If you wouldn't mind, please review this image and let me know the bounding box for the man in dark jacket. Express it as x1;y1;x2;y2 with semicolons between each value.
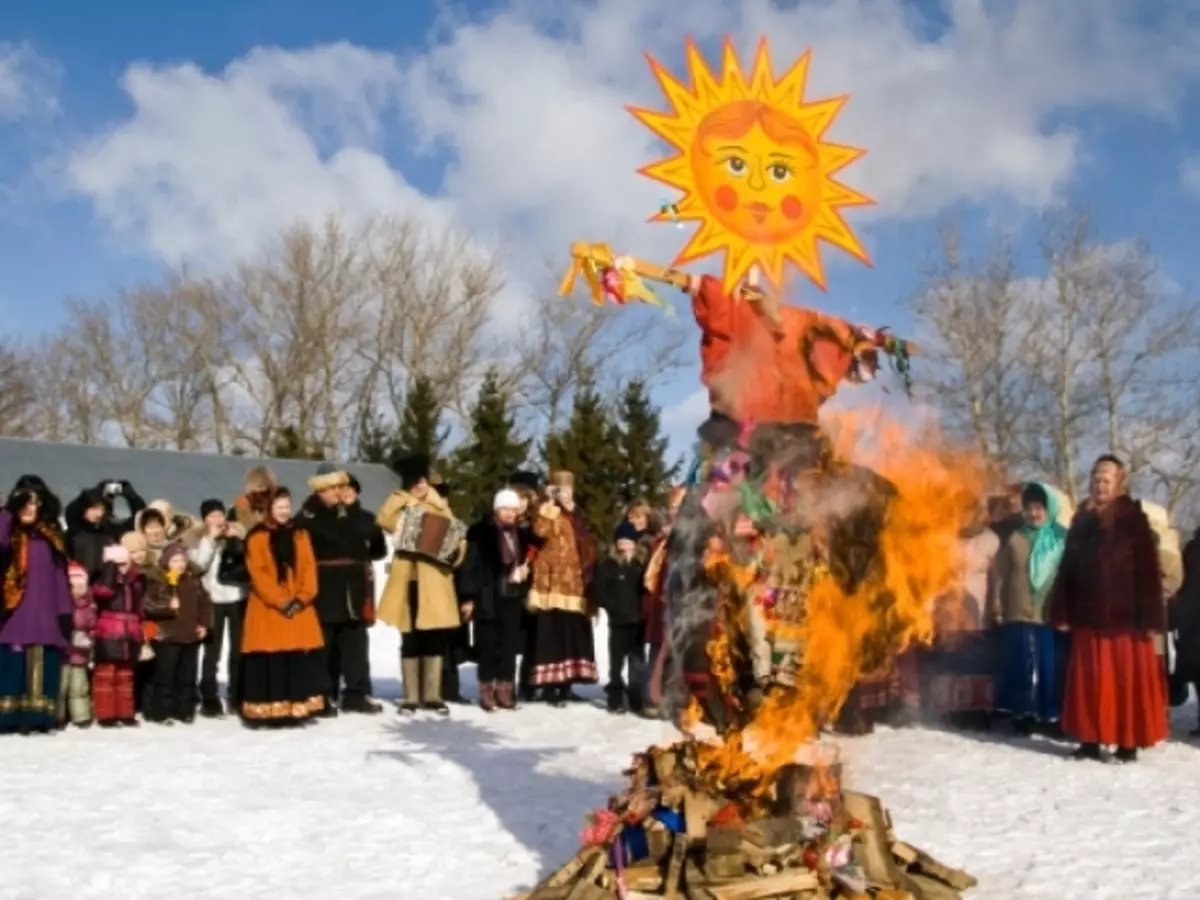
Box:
65;480;147;582
296;463;388;715
590;520;648;714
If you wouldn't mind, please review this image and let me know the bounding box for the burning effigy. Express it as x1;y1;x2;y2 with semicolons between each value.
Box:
519;37;983;899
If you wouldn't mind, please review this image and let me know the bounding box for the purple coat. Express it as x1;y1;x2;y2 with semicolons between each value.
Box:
0;511;72;649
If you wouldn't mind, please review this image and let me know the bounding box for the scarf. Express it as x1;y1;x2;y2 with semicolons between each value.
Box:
1020;482;1067;600
4;520;66;613
267;522;296;583
498;524;519;567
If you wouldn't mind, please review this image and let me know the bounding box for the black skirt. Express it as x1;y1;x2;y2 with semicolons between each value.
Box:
530;610;597;687
240;650;325;721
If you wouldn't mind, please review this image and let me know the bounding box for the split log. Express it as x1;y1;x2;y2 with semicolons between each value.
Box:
891;842;976;891
841;792;904;890
623;863;663;892
531;846;603;894
706;826;745;855
705;871;820;899
564;878;614;900
903;873;963;900
664;835;689;900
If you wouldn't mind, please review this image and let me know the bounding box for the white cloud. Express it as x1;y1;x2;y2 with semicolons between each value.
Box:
0;41;59;120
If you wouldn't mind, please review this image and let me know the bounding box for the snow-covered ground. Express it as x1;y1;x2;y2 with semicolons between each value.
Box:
4;621;1200;900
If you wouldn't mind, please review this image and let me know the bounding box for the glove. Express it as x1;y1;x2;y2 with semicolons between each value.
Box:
58;614;73;641
282;600;304;618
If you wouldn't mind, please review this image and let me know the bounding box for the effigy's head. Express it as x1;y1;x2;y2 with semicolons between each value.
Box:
630;37;873;294
663;409;985;802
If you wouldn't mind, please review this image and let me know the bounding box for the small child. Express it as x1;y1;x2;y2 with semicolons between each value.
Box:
59;562;97;728
590;521;648;715
92;544;146;728
143;542;212;725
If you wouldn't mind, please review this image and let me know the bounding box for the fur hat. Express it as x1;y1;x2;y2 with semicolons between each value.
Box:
395;454;431;491
510;470;541;491
309;461;349;494
549;470;574;488
493;489;521;512
243;465;276;496
120;531;148;554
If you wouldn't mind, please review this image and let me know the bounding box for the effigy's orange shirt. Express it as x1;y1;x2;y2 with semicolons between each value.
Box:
692;275;857;425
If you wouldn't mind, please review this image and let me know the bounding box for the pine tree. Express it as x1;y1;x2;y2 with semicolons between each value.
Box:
614;378;680;508
450;368;531;521
543;376;624;539
397;374;448;465
355;410;397;464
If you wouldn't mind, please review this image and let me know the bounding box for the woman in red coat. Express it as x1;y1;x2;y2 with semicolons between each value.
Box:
1049;455;1166;763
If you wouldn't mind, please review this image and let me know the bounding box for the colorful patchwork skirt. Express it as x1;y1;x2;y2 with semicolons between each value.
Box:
240;650;325;723
0;644;63;733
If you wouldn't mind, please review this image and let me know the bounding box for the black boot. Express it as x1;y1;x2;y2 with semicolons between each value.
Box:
1113;746;1138;764
341;694;383;715
315;699;339;719
200;698;226;719
1070;742;1102;761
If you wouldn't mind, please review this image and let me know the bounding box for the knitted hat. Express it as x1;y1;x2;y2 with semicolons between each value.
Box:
200;499;225;519
493;489;521;512
67;561;88;586
309;461;349;493
159;542;188;570
614;520;640;543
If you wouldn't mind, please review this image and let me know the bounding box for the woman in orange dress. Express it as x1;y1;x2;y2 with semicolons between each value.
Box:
1049;455;1166;762
239;486;325;727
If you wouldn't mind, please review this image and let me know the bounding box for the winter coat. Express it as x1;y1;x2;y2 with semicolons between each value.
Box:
456;518;539;622
144;569;213;644
1048;496;1163;633
590;553;647;627
376;488;464;634
987;529;1056;626
642;535;670;646
91;565;146;664
294;494;387;624
242;523;322;654
0;511;72;649
528;501;595;615
66;519;116;584
67;590;97;667
1172;532;1200;678
64;481;145;553
179;522;249;605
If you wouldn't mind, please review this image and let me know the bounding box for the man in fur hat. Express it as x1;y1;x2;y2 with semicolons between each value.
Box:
296;462;388;715
376;453;468;716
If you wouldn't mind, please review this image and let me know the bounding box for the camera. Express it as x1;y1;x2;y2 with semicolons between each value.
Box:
104;481;123;496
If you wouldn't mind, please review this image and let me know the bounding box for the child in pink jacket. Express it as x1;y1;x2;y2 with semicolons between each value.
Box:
59;562;98;727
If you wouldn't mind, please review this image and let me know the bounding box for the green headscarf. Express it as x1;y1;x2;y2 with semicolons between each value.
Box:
1019;482;1067;602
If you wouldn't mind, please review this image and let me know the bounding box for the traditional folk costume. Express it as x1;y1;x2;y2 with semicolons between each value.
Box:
1050;494;1167;760
240;499;325;726
457;490;540;711
988;484;1070;727
297;464;388;715
91;551;146;727
0;488;72;734
59;562;97;727
376;454;467;716
143;543;213;724
431;473;471;705
528;471;598;703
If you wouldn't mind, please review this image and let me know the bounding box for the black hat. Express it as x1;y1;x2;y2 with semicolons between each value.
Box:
395;453;431;490
614;520;640;543
200;499;226;519
510;470;541;491
346;475;361;494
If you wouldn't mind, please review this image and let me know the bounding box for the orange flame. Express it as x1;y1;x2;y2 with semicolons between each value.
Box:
688;405;985;794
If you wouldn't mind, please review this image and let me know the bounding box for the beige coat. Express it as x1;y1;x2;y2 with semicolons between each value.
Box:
375;488;465;634
987;530;1052;626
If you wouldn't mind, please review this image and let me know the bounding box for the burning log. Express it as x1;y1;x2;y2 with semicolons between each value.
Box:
509;743;974;900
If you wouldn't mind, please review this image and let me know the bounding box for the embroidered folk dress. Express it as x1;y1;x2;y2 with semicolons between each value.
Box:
0;510;72;732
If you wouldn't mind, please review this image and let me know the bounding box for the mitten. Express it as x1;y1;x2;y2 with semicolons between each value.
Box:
282;600;304;618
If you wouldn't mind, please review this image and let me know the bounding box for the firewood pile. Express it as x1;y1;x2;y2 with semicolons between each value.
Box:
509;742;975;900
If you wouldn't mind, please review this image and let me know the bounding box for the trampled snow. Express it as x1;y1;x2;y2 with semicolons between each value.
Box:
3;619;1200;900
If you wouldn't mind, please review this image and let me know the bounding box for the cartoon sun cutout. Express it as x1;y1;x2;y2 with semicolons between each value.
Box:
629;37;874;294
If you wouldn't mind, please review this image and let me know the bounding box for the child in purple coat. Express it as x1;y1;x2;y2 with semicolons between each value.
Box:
59;562;97;727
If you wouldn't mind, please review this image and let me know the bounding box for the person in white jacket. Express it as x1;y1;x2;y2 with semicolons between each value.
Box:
181;500;249;718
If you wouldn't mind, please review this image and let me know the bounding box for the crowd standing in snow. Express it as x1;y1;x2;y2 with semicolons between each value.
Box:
0;453;1197;765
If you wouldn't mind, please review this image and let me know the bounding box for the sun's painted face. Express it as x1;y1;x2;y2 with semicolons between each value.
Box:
629;38;873;293
692;104;822;247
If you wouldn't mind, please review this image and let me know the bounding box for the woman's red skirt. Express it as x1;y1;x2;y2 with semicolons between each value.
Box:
1062;626;1167;749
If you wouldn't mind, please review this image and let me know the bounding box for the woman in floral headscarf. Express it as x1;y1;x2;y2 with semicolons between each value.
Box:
988;483;1069;733
0;477;72;734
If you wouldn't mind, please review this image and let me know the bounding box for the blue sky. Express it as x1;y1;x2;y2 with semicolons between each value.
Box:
1;0;1198;447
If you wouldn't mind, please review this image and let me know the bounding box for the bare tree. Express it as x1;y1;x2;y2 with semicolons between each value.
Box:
0;338;34;437
27;334;104;444
909;222;1038;479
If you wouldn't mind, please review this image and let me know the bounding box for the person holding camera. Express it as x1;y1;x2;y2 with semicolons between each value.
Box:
65;479;146;582
239;486;326;727
180;500;249;718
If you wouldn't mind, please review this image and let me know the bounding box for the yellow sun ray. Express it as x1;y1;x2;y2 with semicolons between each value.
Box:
631;37;874;294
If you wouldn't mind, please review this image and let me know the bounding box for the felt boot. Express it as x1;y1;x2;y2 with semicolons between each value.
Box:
398;658;421;715
420;656;449;717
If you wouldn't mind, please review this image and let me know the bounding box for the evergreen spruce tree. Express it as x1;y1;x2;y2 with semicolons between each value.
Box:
397;374;448;466
614;378;680;508
450;368;531;521
355;410;396;464
543;376;624;539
